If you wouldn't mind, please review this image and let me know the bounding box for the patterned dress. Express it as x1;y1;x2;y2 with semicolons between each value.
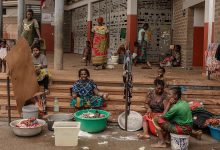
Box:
21;18;39;46
92;25;109;66
70;79;104;108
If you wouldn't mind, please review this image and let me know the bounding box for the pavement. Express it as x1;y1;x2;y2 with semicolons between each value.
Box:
0;121;220;150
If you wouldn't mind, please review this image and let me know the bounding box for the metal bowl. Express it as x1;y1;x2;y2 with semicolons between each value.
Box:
10;119;46;137
118;111;143;132
46;113;74;131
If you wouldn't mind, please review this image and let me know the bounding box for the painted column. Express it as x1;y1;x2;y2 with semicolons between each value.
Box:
54;0;64;70
126;0;137;52
87;2;92;42
211;0;215;43
0;0;3;39
17;0;25;38
203;0;215;71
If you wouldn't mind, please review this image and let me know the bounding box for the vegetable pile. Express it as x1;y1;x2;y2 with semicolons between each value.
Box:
204;118;220;127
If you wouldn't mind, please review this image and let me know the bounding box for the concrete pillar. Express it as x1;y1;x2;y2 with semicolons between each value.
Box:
17;0;25;38
203;0;215;70
87;2;92;42
54;0;64;70
126;0;137;52
0;0;3;39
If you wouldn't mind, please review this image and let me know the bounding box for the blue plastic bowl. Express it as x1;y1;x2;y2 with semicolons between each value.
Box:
208;125;220;141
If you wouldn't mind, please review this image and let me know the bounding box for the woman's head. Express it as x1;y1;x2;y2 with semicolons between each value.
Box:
143;23;149;30
168;87;182;101
26;9;34;20
86;41;90;46
78;68;90;80
175;45;181;52
154;79;165;95
97;17;104;25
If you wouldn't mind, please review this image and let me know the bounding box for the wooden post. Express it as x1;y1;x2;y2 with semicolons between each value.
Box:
7;76;11;125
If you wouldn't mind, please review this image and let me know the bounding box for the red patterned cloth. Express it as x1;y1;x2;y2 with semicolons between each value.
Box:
92;25;109;65
153;116;192;135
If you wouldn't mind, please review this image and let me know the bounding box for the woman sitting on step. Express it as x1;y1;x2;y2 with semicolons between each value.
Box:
70;68;109;108
137;79;167;139
151;87;193;148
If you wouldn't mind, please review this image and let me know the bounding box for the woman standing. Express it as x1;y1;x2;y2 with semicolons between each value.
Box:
92;17;109;70
21;9;41;46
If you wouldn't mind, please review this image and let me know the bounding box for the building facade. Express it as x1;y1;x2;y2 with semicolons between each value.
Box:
2;0;219;70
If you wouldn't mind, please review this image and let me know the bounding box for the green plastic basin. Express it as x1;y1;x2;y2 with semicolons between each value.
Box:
74;109;110;133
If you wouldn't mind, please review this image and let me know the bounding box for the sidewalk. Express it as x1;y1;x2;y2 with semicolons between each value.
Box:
0;121;219;150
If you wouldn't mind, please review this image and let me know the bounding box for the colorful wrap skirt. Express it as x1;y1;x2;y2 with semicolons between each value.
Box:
70;95;104;108
153;116;192;135
92;33;108;65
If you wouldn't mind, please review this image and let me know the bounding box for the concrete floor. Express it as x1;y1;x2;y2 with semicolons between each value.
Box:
0;121;220;150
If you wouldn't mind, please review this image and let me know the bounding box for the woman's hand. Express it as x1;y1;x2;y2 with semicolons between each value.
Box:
72;93;77;99
35;68;41;75
103;93;109;100
169;98;176;104
98;92;109;100
147;108;152;113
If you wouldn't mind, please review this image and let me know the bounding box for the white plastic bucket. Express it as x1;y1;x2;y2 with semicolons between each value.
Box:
53;122;80;146
111;56;119;64
170;133;190;150
22;105;38;119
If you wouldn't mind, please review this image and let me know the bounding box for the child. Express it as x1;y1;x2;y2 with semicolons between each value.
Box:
133;41;139;66
117;43;126;64
0;40;8;73
154;67;167;87
172;45;181;67
82;41;91;66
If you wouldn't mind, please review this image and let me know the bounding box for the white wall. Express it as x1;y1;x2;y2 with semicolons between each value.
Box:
183;0;204;9
4;8;17;17
194;7;204;27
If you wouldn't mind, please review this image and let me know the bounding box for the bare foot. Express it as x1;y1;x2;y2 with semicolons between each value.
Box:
137;133;150;139
151;142;167;148
193;130;202;140
165;139;171;144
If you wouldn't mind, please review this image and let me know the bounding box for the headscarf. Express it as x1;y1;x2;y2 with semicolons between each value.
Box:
97;17;104;24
